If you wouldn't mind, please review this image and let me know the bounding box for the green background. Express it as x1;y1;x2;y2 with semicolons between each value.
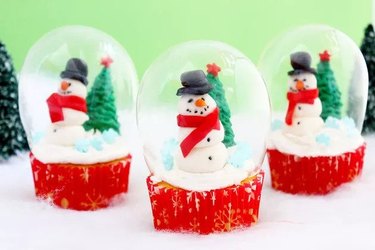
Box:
0;0;371;76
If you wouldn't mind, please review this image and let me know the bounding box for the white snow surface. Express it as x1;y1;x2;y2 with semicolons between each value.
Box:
1;136;375;250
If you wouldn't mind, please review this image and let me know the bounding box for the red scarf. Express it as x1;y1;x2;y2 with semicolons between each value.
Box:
46;93;87;123
285;89;319;125
177;107;220;157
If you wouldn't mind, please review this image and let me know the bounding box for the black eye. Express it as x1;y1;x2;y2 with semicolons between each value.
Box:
68;82;72;86
188;99;193;103
202;98;205;101
303;79;306;82
294;79;298;82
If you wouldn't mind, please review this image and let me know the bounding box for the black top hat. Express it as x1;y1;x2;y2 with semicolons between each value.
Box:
176;70;212;96
60;58;88;85
288;51;316;76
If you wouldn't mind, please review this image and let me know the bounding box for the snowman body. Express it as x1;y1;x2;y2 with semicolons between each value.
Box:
293;98;322;118
45;79;89;146
54;79;89;127
285;72;323;135
175;94;228;173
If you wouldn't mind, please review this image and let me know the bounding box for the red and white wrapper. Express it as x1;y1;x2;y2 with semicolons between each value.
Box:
146;170;264;234
267;143;366;194
30;152;131;210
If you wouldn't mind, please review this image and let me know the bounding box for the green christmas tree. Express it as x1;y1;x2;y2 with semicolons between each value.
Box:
83;57;120;133
0;41;29;160
360;24;375;133
316;50;342;120
206;63;235;147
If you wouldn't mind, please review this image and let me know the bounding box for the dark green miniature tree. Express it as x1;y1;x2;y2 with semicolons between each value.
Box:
0;41;29;160
84;57;120;133
206;63;235;147
361;24;375;133
316;50;342;121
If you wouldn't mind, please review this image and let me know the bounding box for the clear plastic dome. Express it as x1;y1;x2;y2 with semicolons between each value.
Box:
19;25;138;148
258;24;368;131
137;40;270;177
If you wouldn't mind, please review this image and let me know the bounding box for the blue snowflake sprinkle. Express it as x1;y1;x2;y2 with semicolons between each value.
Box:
91;137;103;151
74;138;91;153
102;129;119;144
32;131;45;144
325;116;340;129
341;117;359;137
315;133;330;146
271;119;284;131
228;142;252;168
161;138;178;171
342;117;356;130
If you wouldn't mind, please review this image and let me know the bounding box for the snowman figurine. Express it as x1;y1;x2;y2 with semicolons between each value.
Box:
175;70;228;173
284;52;324;136
45;58;89;146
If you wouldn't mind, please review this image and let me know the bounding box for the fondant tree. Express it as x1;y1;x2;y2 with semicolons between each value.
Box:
316;50;342;120
206;63;235;147
0;41;29;160
84;57;120;133
360;24;375;133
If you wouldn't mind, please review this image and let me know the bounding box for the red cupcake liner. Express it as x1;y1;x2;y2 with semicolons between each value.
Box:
146;170;264;234
267;143;366;195
30;152;131;210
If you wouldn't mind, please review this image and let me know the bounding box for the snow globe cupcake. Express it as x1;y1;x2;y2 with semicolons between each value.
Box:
137;41;270;234
259;25;368;194
19;26;137;210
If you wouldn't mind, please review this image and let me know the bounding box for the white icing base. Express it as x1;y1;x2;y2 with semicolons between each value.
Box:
31;136;129;165
267;125;364;157
152;152;258;192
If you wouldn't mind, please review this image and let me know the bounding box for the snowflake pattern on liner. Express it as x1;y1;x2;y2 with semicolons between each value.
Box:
146;171;264;234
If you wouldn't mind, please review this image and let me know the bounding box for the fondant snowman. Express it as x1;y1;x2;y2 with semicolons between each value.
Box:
175;70;228;173
284;52;323;136
45;58;89;146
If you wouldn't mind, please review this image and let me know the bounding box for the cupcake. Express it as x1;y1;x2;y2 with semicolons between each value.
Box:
267;51;366;195
138;46;270;234
27;57;131;210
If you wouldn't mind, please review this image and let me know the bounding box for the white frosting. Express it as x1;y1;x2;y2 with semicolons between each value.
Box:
31;135;129;164
151;143;259;191
152;159;258;192
268;122;364;157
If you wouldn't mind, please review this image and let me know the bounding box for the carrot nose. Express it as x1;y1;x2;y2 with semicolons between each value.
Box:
60;81;69;91
195;98;206;107
296;80;305;91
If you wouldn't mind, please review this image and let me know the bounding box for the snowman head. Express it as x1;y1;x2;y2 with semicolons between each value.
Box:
178;93;217;116
58;78;87;98
287;72;317;92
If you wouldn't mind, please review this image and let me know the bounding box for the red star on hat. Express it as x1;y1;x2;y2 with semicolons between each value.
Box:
319;50;331;62
101;56;113;68
206;63;221;77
